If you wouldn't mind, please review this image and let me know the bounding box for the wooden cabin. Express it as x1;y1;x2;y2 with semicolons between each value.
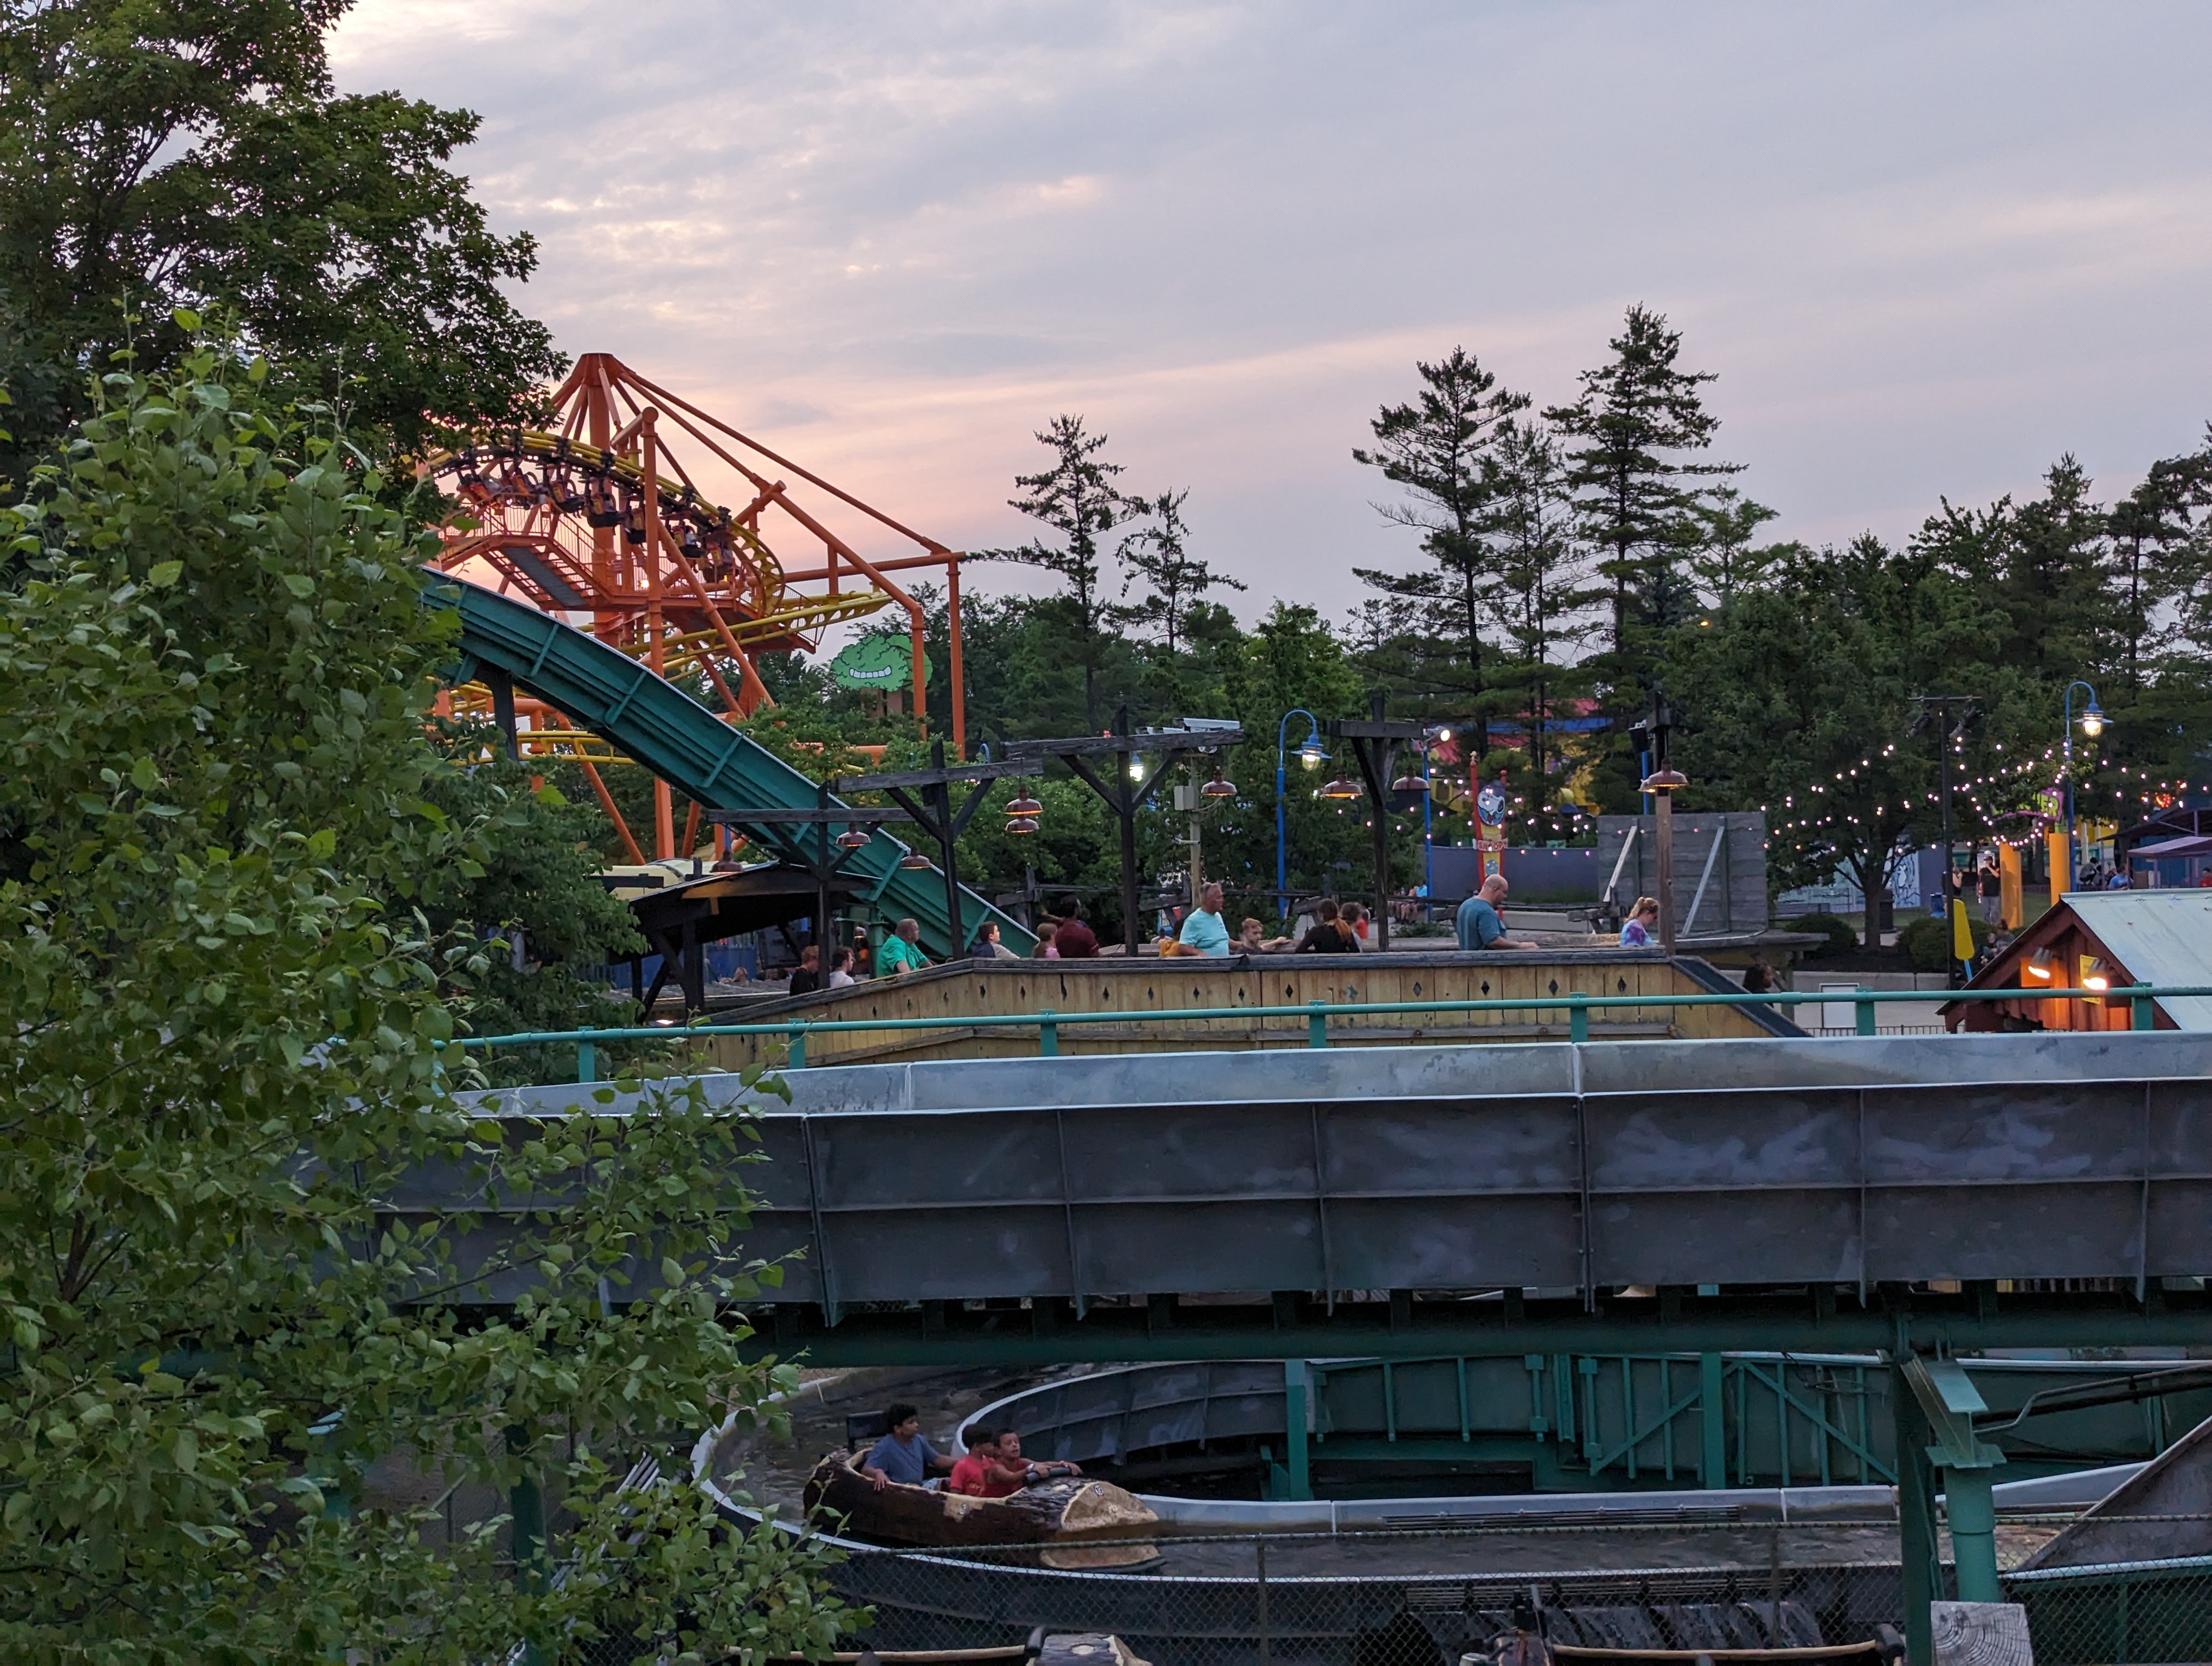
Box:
1941;890;2212;1033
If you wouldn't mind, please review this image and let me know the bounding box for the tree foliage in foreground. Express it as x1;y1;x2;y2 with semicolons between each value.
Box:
0;349;847;1663
0;0;563;474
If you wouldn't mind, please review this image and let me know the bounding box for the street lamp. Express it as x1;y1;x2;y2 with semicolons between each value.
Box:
1276;709;1328;908
2062;681;2103;891
1639;766;1689;953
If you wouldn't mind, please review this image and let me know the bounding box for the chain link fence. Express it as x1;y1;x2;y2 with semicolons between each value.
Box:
2004;1552;2212;1666
785;1515;2212;1666
815;1520;1906;1666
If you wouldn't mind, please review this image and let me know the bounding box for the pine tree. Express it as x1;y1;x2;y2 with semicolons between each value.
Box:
1111;489;1245;656
2110;439;2212;688
1483;419;1600;781
1545;305;1740;666
988;414;1135;731
1692;484;1781;605
1352;346;1529;755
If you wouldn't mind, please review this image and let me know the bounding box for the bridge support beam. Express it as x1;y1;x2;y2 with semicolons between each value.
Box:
1279;1360;1311;1501
1699;1352;1726;1489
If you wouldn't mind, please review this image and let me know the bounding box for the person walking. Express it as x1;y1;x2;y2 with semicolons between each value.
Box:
1177;882;1232;957
1457;875;1538;951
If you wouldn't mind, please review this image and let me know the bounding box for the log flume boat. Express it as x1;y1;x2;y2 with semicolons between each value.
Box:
803;1450;1160;1568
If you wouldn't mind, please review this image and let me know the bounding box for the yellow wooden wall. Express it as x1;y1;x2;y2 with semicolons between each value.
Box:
698;954;1771;1072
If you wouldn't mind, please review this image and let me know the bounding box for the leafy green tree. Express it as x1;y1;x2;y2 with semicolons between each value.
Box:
988;414;1135;730
1545;305;1740;663
0;346;844;1663
0;0;562;472
1352;347;1529;755
1668;536;2024;942
418;733;648;1081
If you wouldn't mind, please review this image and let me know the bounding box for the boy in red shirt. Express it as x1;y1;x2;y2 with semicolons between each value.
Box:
947;1425;1023;1498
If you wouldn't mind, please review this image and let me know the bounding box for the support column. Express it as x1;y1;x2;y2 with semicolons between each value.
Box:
1700;1353;1726;1489
1282;1360;1311;1502
1945;1464;2002;1604
507;1424;545;1592
1891;1362;1941;1666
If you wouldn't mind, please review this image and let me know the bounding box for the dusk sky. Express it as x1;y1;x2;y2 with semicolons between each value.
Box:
333;2;2212;625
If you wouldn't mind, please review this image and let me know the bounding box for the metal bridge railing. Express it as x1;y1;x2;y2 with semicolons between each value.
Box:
439;984;2212;1085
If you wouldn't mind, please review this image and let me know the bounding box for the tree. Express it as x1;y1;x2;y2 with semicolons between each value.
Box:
988;414;1134;730
1111;489;1245;657
1352;347;1529;756
2109;437;2212;689
417;732;650;1084
0;0;562;472
1545;305;1740;664
0;345;846;1663
1691;484;1781;605
1482;419;1600;783
1669;535;2024;944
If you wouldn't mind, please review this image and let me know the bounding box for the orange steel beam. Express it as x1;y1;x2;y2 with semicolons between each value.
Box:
435;351;968;752
680;799;701;859
577;758;645;865
619;373;951;748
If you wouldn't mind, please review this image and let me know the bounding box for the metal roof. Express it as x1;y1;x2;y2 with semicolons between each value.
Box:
2060;890;2212;1030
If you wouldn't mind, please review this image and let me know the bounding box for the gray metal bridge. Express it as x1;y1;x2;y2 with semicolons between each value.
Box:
454;1030;2212;1362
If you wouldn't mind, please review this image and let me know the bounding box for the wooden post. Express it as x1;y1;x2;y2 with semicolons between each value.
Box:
1655;792;1677;953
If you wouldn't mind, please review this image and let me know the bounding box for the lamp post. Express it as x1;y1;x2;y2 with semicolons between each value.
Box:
1641;766;1689;953
2062;681;2104;892
1276;709;1326;912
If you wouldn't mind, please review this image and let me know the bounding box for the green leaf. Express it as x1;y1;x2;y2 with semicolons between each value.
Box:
146;560;183;587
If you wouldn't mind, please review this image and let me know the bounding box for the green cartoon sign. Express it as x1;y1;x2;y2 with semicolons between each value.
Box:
829;634;931;692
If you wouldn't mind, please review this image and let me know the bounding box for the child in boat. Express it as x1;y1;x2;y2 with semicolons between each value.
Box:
996;1428;1082;1485
948;1425;1024;1498
860;1402;956;1492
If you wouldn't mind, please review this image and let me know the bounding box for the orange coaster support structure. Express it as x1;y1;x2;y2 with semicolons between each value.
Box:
429;353;967;785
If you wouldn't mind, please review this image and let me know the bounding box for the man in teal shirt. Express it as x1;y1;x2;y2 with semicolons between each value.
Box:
876;917;929;976
1177;882;1232;957
1455;874;1539;951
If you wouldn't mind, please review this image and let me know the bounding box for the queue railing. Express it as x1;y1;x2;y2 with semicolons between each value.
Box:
439;983;2211;1084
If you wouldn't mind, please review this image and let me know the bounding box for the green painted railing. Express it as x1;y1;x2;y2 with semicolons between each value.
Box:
443;983;2210;1084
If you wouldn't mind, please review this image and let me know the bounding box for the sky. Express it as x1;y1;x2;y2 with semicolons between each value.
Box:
332;1;2212;626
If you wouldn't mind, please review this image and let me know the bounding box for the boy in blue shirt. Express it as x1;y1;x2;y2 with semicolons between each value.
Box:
861;1401;955;1491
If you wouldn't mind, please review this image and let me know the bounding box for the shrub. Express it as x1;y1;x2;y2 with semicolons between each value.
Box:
1899;910;1991;972
1790;913;1861;956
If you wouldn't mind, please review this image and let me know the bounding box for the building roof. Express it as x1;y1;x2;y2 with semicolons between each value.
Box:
2062;892;2212;1029
1947;890;2212;1030
2133;834;2212;858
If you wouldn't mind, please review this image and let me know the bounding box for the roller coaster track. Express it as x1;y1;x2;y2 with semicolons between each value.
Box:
430;575;1028;958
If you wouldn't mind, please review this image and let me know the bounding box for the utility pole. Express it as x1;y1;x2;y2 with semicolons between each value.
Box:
1631;690;1684;953
1008;710;1247;955
1329;691;1431;952
833;745;1045;954
1914;695;1976;985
